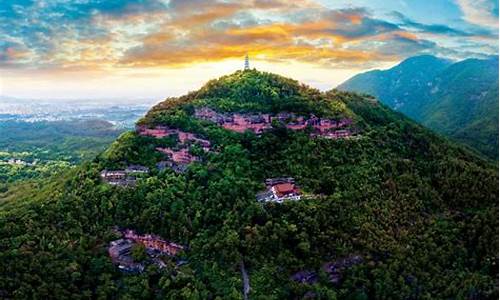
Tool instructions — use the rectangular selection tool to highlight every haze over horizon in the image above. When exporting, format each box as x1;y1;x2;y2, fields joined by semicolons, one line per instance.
1;0;498;100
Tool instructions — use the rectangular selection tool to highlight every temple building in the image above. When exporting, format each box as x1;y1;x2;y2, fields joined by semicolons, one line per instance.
137;123;213;173
100;170;135;186
100;165;150;186
100;170;126;181
291;255;363;285
156;147;199;164
136;125;178;138
138;124;212;151
193;106;356;139
125;165;150;174
177;131;211;151
157;160;188;173
122;229;184;256
108;228;185;273
256;177;302;203
108;239;145;273
156;147;201;173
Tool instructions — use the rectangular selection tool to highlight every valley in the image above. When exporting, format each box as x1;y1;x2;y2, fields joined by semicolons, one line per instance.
0;103;149;186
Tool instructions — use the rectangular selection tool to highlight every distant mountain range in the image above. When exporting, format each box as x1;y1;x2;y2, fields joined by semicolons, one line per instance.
338;55;499;159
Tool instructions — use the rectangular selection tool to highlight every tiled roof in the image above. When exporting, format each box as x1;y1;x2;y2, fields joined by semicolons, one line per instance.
274;183;295;194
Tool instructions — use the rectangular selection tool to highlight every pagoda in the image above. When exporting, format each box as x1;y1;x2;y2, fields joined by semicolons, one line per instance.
244;53;250;70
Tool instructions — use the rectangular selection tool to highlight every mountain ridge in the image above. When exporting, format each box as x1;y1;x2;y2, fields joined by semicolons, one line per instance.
338;55;499;159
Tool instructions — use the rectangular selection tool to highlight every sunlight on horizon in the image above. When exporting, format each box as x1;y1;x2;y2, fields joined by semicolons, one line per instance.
0;58;398;101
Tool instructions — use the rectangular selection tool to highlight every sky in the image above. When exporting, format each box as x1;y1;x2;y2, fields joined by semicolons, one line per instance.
0;0;498;101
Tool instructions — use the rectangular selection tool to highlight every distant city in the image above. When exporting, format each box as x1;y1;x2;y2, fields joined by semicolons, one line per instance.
0;97;158;128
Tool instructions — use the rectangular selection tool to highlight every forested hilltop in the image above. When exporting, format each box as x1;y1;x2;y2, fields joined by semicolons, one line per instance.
0;70;497;299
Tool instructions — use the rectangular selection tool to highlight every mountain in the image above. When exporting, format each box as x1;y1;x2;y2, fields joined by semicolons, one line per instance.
0;70;497;299
338;55;499;159
421;57;499;158
337;55;451;114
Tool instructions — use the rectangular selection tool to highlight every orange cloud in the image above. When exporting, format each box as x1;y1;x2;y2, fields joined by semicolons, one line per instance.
347;14;363;25
118;5;403;69
392;31;419;40
143;32;175;46
120;30;388;68
169;3;242;27
227;24;292;40
1;0;441;72
5;47;31;60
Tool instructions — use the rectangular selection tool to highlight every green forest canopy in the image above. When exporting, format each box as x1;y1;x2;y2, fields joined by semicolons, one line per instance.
0;70;497;299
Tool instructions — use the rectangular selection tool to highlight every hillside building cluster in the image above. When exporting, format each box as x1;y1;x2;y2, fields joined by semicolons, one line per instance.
132;107;356;177
121;229;184;256
5;158;38;166
137;125;212;173
108;228;184;273
100;165;150;186
136;125;177;138
137;125;211;151
194;107;355;138
256;177;302;203
156;147;199;164
291;255;363;285
108;239;145;272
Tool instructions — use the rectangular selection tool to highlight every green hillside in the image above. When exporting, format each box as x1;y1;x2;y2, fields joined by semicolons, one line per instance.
338;55;499;159
338;55;451;115
0;70;497;299
421;58;499;159
0;119;123;184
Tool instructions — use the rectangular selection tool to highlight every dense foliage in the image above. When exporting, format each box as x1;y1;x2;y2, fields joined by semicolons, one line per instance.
0;120;122;184
0;70;497;299
339;55;499;160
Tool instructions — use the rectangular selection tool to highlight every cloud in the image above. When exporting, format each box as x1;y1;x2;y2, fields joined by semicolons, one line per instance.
0;0;497;73
320;8;400;38
0;41;32;65
372;35;437;56
455;0;499;29
391;11;475;36
120;6;411;68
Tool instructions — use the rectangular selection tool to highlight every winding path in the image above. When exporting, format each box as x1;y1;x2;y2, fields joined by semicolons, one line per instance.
240;261;250;300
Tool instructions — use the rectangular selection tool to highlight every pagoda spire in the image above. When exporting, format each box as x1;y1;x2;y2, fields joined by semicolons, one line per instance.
244;53;250;70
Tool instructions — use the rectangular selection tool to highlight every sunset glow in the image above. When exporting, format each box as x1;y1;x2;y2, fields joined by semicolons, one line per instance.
1;0;498;100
